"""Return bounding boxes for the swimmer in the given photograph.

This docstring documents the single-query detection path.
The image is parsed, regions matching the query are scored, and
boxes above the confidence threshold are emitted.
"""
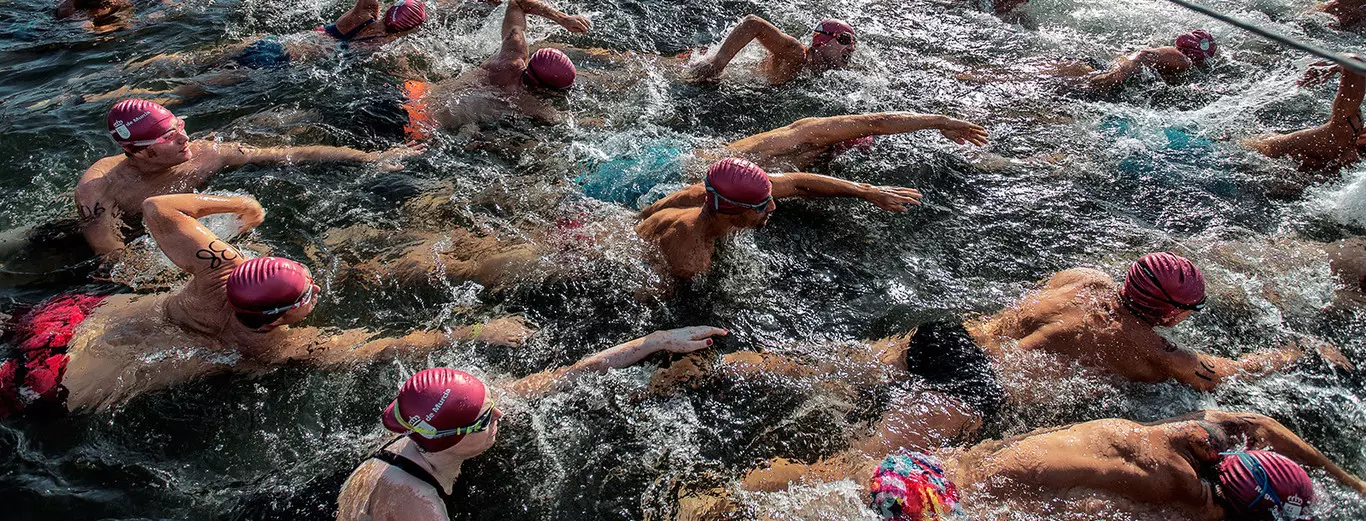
[87,0,428,104]
[1058,30,1218,93]
[336,326,728,520]
[1246,58,1366,173]
[423,0,591,128]
[78,99,422,256]
[54,0,131,31]
[0,192,529,417]
[721,111,989,172]
[679,409,1366,520]
[686,16,857,85]
[635,158,924,279]
[656,253,1343,420]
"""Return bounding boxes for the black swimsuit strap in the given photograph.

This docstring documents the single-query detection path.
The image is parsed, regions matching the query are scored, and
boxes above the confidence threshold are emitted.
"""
[328,16,376,41]
[369,440,452,503]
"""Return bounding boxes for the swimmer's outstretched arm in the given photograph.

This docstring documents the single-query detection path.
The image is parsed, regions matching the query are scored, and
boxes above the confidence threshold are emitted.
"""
[770,172,924,212]
[289,316,536,365]
[1249,63,1366,158]
[1152,339,1311,392]
[508,326,727,397]
[1163,410,1366,494]
[732,112,989,153]
[213,141,425,169]
[141,194,260,277]
[689,15,803,80]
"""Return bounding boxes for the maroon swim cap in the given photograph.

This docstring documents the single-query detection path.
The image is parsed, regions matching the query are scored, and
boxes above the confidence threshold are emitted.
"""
[525,48,577,90]
[1217,451,1315,520]
[383,368,490,452]
[1176,30,1217,63]
[226,257,313,315]
[1120,252,1206,320]
[107,99,177,148]
[813,18,856,46]
[383,0,426,33]
[705,158,773,214]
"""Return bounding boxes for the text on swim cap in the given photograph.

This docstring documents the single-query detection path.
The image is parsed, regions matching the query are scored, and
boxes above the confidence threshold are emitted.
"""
[426,388,450,421]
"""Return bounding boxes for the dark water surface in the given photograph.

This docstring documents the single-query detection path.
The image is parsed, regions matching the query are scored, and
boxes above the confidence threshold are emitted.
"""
[2,0,1366,518]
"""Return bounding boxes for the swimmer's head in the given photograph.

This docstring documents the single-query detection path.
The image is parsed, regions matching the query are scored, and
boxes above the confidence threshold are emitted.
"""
[226,257,319,330]
[383,368,500,454]
[705,158,775,227]
[524,48,577,91]
[107,99,191,161]
[382,0,426,33]
[811,18,857,68]
[1176,30,1218,63]
[1215,451,1315,520]
[1120,252,1206,327]
[868,451,964,520]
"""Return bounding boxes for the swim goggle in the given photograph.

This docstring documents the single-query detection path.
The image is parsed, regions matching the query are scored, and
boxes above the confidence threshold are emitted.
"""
[814,29,856,46]
[1220,452,1312,520]
[705,179,773,214]
[113,117,186,147]
[1135,256,1206,311]
[393,398,497,438]
[234,279,317,316]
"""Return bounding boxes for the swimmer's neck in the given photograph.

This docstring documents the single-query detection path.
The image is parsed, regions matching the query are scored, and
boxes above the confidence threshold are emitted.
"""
[1113,291,1159,328]
[400,440,466,494]
[697,208,744,238]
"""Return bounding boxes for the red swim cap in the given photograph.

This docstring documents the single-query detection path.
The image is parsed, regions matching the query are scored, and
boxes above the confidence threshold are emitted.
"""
[705,158,772,214]
[384,0,426,33]
[1217,451,1315,520]
[226,257,313,315]
[107,99,177,148]
[383,368,490,452]
[813,18,856,46]
[1176,30,1217,63]
[525,48,577,90]
[1120,252,1206,320]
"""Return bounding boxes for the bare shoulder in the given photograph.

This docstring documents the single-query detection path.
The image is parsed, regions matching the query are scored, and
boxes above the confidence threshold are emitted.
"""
[1045,267,1116,289]
[371,465,450,520]
[78,155,125,186]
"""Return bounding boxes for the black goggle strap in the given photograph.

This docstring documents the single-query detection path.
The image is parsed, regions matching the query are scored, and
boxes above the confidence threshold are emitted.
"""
[1222,452,1283,511]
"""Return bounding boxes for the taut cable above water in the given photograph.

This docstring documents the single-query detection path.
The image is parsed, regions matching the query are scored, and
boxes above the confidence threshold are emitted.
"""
[1164,0,1366,75]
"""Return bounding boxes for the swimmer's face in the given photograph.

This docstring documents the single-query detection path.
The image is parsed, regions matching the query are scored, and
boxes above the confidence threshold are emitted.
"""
[138,121,192,164]
[813,39,856,69]
[277,283,321,325]
[452,406,502,458]
[740,200,776,229]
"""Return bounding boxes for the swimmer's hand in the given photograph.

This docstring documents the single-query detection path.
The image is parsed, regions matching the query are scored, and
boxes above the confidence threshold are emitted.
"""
[373,141,427,171]
[687,60,722,82]
[1294,336,1357,371]
[938,118,990,147]
[471,316,535,348]
[1299,61,1342,87]
[864,185,924,212]
[558,14,591,34]
[641,326,728,354]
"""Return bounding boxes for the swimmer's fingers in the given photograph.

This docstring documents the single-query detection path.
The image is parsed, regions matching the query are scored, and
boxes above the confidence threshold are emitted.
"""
[1315,342,1356,371]
[649,326,727,353]
[870,186,923,212]
[561,15,591,34]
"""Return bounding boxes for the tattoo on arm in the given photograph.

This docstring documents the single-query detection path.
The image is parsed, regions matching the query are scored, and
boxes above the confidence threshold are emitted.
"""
[1196,359,1216,381]
[77,201,106,223]
[195,240,238,269]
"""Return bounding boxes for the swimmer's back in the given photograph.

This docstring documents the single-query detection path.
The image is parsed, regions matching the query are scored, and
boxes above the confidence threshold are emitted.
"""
[337,458,449,521]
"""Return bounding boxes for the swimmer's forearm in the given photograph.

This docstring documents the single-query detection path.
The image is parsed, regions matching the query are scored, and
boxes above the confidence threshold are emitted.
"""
[515,0,570,23]
[564,336,654,374]
[142,193,260,221]
[773,172,875,199]
[247,145,381,164]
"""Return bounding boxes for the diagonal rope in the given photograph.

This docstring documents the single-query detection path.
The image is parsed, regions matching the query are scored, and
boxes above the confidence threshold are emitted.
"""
[1164,0,1366,75]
